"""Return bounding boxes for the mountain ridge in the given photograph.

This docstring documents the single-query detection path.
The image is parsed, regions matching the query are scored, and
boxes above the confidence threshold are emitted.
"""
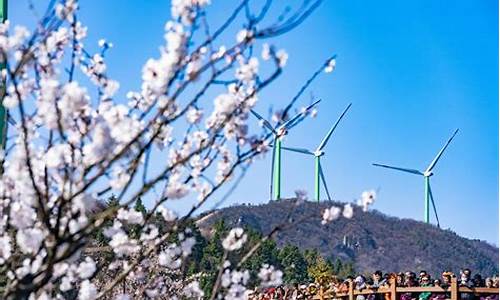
[196,199,499,276]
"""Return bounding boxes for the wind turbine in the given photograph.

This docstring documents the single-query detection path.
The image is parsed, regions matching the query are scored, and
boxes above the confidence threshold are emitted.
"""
[372,128,459,227]
[250,99,321,200]
[279,103,352,202]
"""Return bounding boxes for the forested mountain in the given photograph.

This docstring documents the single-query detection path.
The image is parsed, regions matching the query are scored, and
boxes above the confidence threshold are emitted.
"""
[196,199,499,277]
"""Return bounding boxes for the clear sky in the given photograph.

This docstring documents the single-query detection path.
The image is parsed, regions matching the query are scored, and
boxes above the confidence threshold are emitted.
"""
[12,1,499,245]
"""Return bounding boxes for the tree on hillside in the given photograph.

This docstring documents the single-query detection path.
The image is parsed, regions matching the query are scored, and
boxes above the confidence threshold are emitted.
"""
[278,245,309,284]
[306,250,335,283]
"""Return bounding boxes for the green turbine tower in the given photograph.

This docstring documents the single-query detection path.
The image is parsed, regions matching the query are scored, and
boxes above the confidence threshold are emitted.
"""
[280,103,352,202]
[250,99,321,200]
[372,128,459,227]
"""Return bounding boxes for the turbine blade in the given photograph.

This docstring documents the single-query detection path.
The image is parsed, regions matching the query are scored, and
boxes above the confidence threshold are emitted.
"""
[319,161,332,201]
[428,182,440,228]
[269,140,276,200]
[372,163,423,175]
[280,146,315,156]
[316,103,352,152]
[280,99,321,130]
[425,128,459,173]
[250,109,277,135]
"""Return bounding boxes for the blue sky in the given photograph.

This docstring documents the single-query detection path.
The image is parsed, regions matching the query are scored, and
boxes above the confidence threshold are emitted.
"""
[12,1,499,245]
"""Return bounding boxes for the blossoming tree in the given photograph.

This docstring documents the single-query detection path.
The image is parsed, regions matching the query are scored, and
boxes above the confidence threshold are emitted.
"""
[0,0,374,299]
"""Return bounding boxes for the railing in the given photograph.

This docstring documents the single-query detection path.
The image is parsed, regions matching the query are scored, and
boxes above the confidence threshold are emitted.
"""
[314,278,499,300]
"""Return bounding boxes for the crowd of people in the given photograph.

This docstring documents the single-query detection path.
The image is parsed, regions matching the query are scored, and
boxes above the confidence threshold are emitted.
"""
[248,269,499,300]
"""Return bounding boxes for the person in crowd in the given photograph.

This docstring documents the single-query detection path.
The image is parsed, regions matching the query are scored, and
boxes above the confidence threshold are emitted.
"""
[441,271,453,289]
[419,271,428,284]
[367,270,386,300]
[400,272,416,300]
[473,274,484,287]
[460,268,475,300]
[338,278,351,294]
[396,272,406,287]
[419,274,433,300]
[355,275,368,300]
[484,278,493,288]
[460,269,474,287]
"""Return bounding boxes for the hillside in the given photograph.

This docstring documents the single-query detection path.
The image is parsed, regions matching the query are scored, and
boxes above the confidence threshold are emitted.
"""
[196,199,499,276]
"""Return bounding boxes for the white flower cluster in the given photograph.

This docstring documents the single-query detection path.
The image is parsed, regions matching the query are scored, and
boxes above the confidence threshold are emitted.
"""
[322,189,377,224]
[258,264,283,287]
[222,227,247,251]
[321,203,354,225]
[159,232,196,269]
[221,268,251,300]
[171,0,210,25]
[325,58,336,73]
[358,189,377,212]
[141,21,186,103]
[104,221,140,257]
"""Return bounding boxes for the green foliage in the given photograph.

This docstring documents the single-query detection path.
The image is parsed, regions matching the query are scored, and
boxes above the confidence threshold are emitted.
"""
[130,198,148,239]
[278,245,308,284]
[198,220,226,297]
[307,253,334,283]
[92,195,119,245]
[133,198,147,215]
[333,258,356,278]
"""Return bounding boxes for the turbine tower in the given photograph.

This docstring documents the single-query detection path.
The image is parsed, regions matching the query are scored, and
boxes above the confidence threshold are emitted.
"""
[373,128,459,227]
[280,103,352,202]
[250,99,321,200]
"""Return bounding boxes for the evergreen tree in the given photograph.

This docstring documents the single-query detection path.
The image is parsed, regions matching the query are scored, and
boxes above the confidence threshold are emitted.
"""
[307,254,334,283]
[240,227,281,287]
[133,198,147,215]
[199,220,227,297]
[278,245,308,284]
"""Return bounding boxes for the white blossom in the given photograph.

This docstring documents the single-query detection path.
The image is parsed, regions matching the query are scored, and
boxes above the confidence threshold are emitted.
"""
[109,232,140,256]
[158,244,182,269]
[258,264,283,287]
[109,166,131,190]
[358,189,377,212]
[157,205,177,222]
[261,43,271,60]
[186,107,203,124]
[16,228,44,254]
[116,208,144,224]
[183,281,204,299]
[343,203,354,219]
[236,29,253,43]
[0,235,11,263]
[276,49,288,67]
[78,280,97,300]
[77,257,97,279]
[325,58,336,73]
[222,227,247,251]
[321,206,341,225]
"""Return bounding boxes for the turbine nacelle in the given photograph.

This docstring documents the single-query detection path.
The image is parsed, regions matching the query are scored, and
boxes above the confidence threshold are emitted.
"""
[276,127,288,138]
[423,171,433,177]
[314,150,325,157]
